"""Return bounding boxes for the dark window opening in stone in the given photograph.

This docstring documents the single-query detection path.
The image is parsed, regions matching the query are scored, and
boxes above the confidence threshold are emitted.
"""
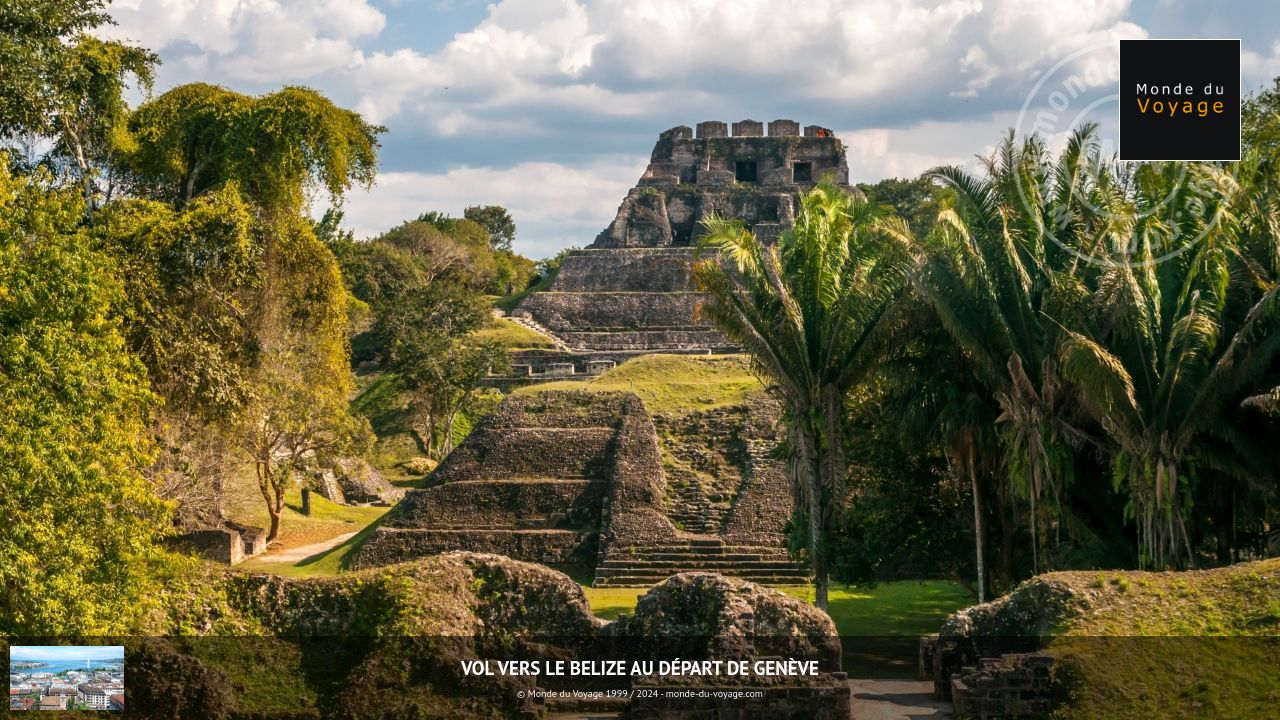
[793,161,812,182]
[735,160,758,183]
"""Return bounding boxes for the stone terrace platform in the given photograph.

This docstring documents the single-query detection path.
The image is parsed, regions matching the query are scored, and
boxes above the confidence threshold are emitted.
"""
[350,390,809,587]
[515,247,734,353]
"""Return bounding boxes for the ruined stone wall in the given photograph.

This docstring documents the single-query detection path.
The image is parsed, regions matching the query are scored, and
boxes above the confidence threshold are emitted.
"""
[171,529,242,565]
[948,653,1056,719]
[390,480,606,529]
[550,248,700,292]
[351,528,598,569]
[554,329,732,352]
[594,120,850,250]
[519,291,704,331]
[597,398,679,555]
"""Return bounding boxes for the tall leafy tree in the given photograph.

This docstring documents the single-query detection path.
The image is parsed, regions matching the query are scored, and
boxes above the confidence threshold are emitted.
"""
[0,160,170,634]
[122,83,382,211]
[377,284,507,458]
[46,35,156,218]
[0,0,110,137]
[114,82,382,540]
[694,183,910,610]
[464,204,517,251]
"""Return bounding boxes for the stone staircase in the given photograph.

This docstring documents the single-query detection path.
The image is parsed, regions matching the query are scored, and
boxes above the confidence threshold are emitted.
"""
[504,312,571,351]
[666,480,719,534]
[593,537,810,587]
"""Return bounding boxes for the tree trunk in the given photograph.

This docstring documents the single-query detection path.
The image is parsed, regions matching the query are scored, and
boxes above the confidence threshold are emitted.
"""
[269,482,285,543]
[443,410,458,456]
[968,447,986,603]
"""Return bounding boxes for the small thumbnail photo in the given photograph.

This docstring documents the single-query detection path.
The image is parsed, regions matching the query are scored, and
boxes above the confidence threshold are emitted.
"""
[9,646,124,711]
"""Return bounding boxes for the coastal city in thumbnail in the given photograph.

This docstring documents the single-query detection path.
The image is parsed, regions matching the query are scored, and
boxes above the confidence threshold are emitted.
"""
[9,646,124,711]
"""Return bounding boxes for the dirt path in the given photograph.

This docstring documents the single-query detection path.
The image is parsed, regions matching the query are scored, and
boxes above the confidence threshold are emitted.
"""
[849,679,951,719]
[251,532,357,564]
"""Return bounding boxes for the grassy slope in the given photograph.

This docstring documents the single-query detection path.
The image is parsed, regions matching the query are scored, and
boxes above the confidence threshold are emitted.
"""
[515,354,765,417]
[949,559,1280,719]
[237,515,385,578]
[222,470,388,551]
[493,269,557,313]
[1048,560,1280,720]
[585,581,971,636]
[473,315,557,349]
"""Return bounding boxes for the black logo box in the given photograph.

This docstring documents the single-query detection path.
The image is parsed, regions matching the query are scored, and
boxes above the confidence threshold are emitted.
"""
[1119,39,1240,161]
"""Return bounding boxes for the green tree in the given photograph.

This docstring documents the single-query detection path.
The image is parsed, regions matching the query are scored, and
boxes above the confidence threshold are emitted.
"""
[93,188,259,526]
[0,0,110,137]
[122,83,382,210]
[857,176,949,239]
[912,129,1103,574]
[117,82,380,540]
[0,160,170,634]
[463,204,516,251]
[46,36,156,219]
[238,341,371,542]
[377,285,508,458]
[694,183,911,610]
[1057,163,1280,568]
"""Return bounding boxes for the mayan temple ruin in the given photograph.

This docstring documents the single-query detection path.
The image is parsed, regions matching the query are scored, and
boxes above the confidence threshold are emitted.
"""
[355,121,851,585]
[505,119,851,375]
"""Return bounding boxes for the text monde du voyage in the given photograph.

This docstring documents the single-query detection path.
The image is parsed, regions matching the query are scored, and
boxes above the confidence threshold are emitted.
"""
[1135,82,1230,118]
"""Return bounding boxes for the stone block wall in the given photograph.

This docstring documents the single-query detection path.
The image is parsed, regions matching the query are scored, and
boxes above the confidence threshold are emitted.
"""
[949,653,1056,719]
[351,528,598,569]
[554,329,732,352]
[550,248,700,293]
[696,121,727,138]
[519,292,705,331]
[390,479,605,529]
[171,528,243,565]
[768,119,800,136]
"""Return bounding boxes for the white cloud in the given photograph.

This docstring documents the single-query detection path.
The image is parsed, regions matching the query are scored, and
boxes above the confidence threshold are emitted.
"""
[345,0,1143,128]
[101,0,384,82]
[337,159,646,258]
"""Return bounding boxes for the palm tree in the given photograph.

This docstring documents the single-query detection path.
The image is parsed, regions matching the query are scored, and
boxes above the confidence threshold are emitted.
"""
[1059,161,1280,567]
[912,129,1102,573]
[878,315,1003,601]
[693,183,910,610]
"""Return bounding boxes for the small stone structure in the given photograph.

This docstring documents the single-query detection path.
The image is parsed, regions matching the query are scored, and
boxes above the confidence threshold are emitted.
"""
[948,653,1056,719]
[514,120,852,354]
[921,575,1079,717]
[352,390,807,586]
[171,520,267,565]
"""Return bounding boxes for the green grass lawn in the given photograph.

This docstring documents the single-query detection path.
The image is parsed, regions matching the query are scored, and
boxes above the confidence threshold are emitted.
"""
[582,580,971,636]
[226,482,388,555]
[472,316,557,349]
[238,515,385,578]
[516,354,765,417]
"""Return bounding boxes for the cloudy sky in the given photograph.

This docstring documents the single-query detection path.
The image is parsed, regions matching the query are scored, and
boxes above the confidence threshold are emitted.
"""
[10,645,124,662]
[100,0,1280,258]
